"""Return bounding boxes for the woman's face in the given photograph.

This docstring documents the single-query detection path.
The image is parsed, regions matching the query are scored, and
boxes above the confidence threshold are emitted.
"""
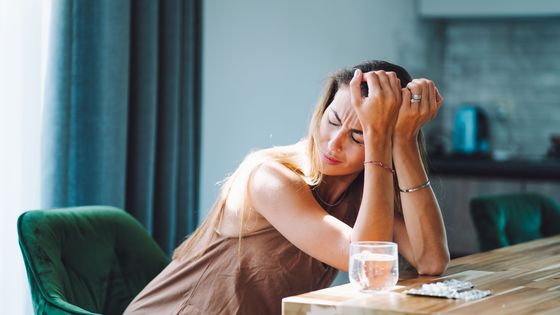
[318,87,365,176]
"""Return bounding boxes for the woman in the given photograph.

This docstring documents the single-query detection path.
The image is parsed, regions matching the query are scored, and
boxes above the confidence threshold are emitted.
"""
[124,60,449,314]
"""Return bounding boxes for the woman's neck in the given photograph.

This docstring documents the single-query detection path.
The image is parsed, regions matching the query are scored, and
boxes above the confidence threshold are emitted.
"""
[315,174,358,206]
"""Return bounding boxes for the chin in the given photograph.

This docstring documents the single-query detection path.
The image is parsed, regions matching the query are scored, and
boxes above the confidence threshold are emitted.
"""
[320,164,360,177]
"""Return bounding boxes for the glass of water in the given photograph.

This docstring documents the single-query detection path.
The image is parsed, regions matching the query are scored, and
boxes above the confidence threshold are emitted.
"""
[349,241,398,292]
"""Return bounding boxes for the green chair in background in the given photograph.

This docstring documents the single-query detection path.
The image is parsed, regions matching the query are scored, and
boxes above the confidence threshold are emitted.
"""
[17,206,170,315]
[470,192,560,252]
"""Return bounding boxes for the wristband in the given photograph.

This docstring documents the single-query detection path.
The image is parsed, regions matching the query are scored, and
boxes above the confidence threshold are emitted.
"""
[363,160,395,174]
[399,180,431,193]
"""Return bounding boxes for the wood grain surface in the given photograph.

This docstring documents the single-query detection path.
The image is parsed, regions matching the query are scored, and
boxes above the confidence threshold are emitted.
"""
[282,235,560,315]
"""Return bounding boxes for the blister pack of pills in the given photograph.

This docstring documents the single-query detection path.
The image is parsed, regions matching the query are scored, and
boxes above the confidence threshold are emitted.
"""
[405,279,491,301]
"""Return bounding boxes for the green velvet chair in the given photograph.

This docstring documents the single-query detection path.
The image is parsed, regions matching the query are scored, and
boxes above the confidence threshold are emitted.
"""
[17,206,170,315]
[470,192,560,252]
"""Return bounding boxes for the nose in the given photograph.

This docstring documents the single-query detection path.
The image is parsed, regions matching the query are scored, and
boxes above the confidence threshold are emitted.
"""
[327,129,345,153]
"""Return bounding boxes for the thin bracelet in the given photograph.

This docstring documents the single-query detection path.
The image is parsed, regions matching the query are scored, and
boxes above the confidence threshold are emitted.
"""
[399,180,431,193]
[363,160,395,174]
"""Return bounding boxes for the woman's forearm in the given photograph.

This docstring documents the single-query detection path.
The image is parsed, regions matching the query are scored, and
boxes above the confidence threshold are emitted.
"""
[393,137,449,273]
[351,131,395,242]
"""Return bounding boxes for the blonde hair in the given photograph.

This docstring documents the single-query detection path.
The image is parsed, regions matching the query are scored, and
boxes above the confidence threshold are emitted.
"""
[173,60,427,260]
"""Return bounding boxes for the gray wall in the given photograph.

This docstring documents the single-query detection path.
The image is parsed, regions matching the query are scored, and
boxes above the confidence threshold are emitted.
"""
[437,18,560,159]
[200,0,428,219]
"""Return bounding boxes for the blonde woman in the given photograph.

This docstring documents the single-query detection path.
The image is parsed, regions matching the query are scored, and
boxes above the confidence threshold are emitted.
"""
[125,60,449,315]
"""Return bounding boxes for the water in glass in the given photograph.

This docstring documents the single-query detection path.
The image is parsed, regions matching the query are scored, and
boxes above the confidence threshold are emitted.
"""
[349,242,398,292]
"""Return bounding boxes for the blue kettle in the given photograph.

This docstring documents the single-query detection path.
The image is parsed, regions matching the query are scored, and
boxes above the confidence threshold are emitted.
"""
[453,105,490,156]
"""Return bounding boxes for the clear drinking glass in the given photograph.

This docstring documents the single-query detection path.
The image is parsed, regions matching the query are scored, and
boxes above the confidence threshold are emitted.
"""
[349,241,398,292]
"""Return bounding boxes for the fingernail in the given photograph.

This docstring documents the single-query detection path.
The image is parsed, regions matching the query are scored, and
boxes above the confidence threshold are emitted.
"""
[353,69,360,78]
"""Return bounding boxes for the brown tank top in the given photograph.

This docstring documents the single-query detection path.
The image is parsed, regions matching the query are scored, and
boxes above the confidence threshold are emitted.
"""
[123,226,338,315]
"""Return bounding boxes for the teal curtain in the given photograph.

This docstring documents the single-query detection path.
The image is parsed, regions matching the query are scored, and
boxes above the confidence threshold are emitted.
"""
[41,0,201,255]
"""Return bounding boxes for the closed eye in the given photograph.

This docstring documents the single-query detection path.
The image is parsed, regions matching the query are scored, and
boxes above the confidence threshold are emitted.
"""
[328,119,340,126]
[350,128,364,145]
[351,133,364,145]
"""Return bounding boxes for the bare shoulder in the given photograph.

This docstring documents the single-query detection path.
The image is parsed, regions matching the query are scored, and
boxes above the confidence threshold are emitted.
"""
[249,161,310,211]
[248,161,313,225]
[248,160,332,232]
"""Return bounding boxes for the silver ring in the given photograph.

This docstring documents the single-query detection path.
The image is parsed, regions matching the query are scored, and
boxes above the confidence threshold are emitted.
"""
[411,94,422,101]
[411,98,421,103]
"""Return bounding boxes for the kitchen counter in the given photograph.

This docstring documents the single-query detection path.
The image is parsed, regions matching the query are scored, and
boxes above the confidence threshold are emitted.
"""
[282,235,560,315]
[427,157,560,180]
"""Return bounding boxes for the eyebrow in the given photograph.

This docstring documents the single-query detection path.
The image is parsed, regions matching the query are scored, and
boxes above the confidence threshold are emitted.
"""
[330,109,363,135]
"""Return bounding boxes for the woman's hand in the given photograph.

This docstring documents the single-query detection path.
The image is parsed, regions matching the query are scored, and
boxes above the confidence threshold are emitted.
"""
[349,69,402,136]
[394,78,443,141]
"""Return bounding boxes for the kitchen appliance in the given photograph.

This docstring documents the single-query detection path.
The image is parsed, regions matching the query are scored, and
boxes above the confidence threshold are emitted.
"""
[453,105,490,156]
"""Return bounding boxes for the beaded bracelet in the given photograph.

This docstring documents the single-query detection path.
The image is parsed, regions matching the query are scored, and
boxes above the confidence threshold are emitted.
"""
[363,160,395,174]
[399,180,431,193]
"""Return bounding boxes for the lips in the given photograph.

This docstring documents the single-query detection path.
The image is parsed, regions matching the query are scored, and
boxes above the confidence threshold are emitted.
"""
[323,153,342,165]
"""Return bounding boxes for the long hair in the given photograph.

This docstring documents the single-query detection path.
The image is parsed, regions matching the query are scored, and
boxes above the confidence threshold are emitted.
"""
[173,60,428,260]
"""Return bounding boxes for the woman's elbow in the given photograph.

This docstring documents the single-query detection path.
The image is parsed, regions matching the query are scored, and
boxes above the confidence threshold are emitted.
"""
[416,252,450,276]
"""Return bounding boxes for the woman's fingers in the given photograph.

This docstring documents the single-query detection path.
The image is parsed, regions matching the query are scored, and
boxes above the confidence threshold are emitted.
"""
[406,78,444,120]
[361,70,401,102]
[396,78,443,137]
[388,72,402,104]
[435,86,443,107]
[349,69,363,107]
[375,71,401,103]
[375,71,391,95]
[401,87,411,109]
[364,71,381,99]
[427,80,437,117]
[420,80,430,116]
[406,81,422,113]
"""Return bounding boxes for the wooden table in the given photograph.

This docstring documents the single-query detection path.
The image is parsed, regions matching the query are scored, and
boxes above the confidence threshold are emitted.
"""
[282,235,560,314]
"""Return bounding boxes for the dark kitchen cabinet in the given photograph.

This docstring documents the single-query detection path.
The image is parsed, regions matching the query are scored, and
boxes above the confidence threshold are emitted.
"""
[431,175,560,257]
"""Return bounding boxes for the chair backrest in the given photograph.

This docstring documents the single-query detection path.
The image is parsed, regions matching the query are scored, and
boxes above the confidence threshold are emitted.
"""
[470,192,560,251]
[17,206,170,315]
